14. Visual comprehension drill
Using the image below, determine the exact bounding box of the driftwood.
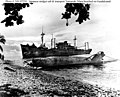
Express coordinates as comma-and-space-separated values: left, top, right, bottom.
4, 67, 16, 72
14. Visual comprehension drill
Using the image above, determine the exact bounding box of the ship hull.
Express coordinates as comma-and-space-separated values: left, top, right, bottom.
21, 44, 92, 59
24, 56, 103, 68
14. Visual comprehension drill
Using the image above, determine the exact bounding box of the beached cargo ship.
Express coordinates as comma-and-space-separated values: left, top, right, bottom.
21, 30, 92, 59
24, 51, 105, 68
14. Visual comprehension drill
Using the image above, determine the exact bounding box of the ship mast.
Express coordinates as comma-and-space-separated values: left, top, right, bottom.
73, 35, 77, 48
41, 26, 45, 46
51, 34, 56, 48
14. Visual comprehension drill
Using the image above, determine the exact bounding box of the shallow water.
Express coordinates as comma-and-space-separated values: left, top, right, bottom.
45, 61, 120, 90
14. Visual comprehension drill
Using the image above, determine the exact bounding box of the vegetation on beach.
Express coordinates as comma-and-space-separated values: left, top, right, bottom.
0, 34, 6, 60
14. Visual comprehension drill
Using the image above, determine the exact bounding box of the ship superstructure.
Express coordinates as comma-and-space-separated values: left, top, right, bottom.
21, 29, 92, 59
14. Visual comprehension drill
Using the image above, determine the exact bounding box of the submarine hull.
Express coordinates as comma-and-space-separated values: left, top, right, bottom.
25, 56, 103, 68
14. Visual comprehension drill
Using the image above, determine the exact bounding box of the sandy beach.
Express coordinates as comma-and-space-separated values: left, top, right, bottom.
0, 60, 120, 97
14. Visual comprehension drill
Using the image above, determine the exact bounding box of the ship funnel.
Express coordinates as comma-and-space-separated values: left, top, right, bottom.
54, 38, 56, 48
73, 36, 77, 48
85, 42, 89, 50
51, 39, 53, 48
51, 34, 56, 48
51, 34, 53, 48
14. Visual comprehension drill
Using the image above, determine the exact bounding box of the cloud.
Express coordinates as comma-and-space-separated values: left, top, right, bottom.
3, 43, 20, 52
0, 3, 66, 38
0, 2, 120, 59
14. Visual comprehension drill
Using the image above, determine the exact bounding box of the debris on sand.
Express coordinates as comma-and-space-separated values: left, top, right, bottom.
4, 67, 16, 72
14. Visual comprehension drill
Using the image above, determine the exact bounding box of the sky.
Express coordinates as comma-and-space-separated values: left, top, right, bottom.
0, 1, 120, 60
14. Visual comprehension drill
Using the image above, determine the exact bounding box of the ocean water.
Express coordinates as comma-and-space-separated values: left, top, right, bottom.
45, 60, 120, 90
3, 56, 120, 91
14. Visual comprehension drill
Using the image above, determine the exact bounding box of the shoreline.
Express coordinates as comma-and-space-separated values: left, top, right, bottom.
0, 62, 120, 96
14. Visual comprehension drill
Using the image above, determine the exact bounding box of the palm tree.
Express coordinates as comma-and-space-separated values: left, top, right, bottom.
0, 34, 6, 60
